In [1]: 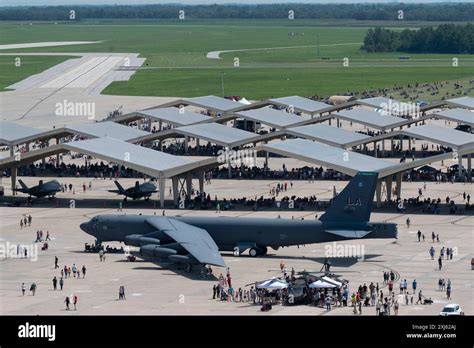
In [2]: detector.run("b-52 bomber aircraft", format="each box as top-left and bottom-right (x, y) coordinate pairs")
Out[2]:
(14, 179), (61, 199)
(80, 172), (397, 271)
(108, 180), (157, 201)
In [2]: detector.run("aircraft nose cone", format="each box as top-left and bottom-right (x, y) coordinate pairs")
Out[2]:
(80, 222), (90, 233)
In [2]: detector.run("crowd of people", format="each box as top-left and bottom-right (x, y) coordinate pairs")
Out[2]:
(54, 260), (87, 310)
(211, 266), (298, 310)
(394, 186), (472, 214)
(8, 153), (470, 191)
(14, 159), (148, 180)
(176, 182), (331, 212)
(330, 79), (473, 104)
(349, 269), (447, 316)
(17, 219), (89, 311)
(209, 236), (458, 315)
(19, 214), (32, 229)
(184, 183), (470, 213)
(15, 215), (459, 314)
(155, 142), (222, 157)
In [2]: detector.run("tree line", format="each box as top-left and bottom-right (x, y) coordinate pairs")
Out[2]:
(0, 3), (473, 22)
(362, 24), (474, 54)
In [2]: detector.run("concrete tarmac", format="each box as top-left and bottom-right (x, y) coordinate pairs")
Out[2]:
(0, 179), (472, 316)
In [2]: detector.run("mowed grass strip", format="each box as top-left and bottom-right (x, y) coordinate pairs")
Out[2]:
(0, 55), (71, 90)
(103, 66), (474, 100)
(0, 21), (473, 98)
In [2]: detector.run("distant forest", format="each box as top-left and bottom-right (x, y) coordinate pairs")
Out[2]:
(1, 3), (474, 22)
(362, 24), (474, 54)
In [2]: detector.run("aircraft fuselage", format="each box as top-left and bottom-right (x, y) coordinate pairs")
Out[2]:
(80, 214), (397, 252)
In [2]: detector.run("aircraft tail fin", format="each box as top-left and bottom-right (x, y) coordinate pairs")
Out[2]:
(319, 172), (378, 223)
(114, 181), (125, 194)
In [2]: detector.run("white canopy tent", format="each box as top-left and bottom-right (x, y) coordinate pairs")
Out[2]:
(321, 276), (343, 288)
(256, 278), (289, 289)
(309, 280), (336, 289)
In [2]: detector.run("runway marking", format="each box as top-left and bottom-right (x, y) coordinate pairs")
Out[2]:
(41, 56), (123, 89)
(83, 210), (115, 218)
(41, 56), (107, 88)
(450, 215), (473, 224)
(0, 41), (101, 50)
(206, 42), (362, 59)
(9, 52), (140, 121)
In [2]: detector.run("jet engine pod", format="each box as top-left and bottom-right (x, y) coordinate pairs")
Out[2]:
(125, 234), (160, 247)
(168, 254), (199, 265)
(140, 245), (177, 258)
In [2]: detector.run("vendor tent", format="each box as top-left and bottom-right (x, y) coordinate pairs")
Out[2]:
(309, 280), (336, 289)
(321, 276), (343, 288)
(256, 278), (289, 289)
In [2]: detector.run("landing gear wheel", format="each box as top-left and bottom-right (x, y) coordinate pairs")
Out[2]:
(249, 248), (259, 257)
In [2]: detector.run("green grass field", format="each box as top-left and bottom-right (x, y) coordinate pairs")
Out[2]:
(0, 20), (473, 99)
(0, 55), (71, 90)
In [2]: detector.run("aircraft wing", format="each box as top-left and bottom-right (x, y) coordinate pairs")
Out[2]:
(325, 230), (371, 239)
(145, 217), (226, 267)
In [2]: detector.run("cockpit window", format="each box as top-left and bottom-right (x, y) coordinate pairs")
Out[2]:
(91, 216), (99, 229)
